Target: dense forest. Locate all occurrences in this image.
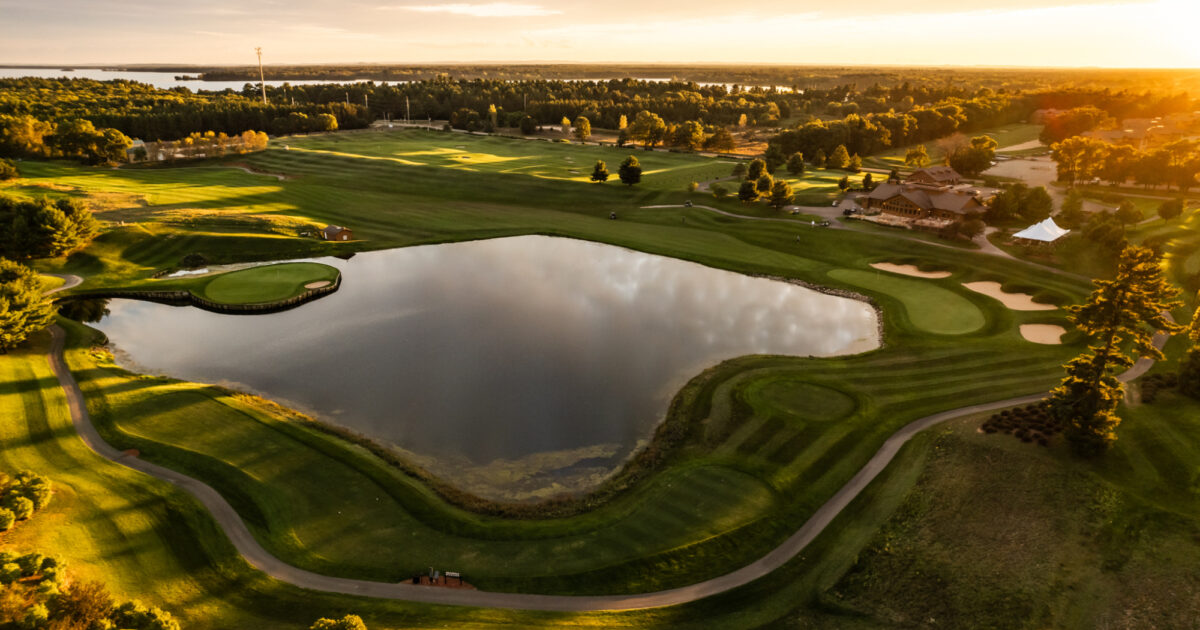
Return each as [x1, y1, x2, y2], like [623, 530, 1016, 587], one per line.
[0, 78, 371, 143]
[1, 71, 1195, 164]
[54, 64, 1200, 94]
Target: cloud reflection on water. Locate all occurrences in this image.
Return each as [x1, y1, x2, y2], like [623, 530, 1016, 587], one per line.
[94, 236, 878, 464]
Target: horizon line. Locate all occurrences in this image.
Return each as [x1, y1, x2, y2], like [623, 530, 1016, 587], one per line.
[3, 61, 1200, 72]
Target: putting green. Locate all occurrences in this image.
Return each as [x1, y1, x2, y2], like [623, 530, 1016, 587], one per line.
[828, 269, 985, 335]
[199, 262, 339, 305]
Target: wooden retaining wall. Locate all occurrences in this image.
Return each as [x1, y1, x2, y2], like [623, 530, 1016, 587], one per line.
[58, 274, 341, 315]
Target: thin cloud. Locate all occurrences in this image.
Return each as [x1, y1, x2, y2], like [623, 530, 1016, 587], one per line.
[397, 3, 560, 17]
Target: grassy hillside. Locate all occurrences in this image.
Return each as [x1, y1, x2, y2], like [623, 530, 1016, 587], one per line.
[812, 393, 1200, 629]
[5, 127, 1195, 628]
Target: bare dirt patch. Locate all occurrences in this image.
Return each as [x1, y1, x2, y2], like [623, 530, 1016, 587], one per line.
[1020, 324, 1066, 345]
[869, 262, 952, 279]
[963, 281, 1056, 311]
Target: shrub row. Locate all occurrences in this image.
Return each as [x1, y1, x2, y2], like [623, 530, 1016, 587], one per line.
[980, 402, 1061, 446]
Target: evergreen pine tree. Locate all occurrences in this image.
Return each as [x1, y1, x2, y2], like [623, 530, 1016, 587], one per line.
[1047, 246, 1183, 453]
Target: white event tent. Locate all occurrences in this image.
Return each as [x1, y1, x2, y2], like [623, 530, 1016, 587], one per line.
[1013, 218, 1070, 243]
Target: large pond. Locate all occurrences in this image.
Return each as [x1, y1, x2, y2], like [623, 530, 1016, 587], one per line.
[90, 236, 879, 499]
[0, 67, 371, 92]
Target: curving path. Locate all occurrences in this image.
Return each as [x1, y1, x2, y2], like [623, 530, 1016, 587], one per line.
[43, 274, 83, 295]
[43, 318, 1168, 611]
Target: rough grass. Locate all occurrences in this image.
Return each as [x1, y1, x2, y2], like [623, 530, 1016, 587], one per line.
[38, 275, 66, 292]
[821, 397, 1200, 629]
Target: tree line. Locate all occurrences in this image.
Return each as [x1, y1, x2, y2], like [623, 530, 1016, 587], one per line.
[1050, 135, 1200, 191]
[258, 77, 1194, 139]
[0, 115, 134, 164]
[767, 94, 1017, 167]
[137, 130, 271, 162]
[0, 78, 369, 142]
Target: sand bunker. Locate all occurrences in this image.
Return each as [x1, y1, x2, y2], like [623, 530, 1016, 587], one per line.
[963, 281, 1056, 311]
[304, 280, 332, 289]
[869, 262, 952, 279]
[1020, 324, 1066, 345]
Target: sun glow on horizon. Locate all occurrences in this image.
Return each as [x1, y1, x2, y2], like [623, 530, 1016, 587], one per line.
[0, 0, 1196, 68]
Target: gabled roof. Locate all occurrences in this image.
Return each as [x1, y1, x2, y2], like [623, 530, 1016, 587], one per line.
[1014, 218, 1070, 242]
[899, 188, 932, 208]
[866, 182, 903, 200]
[927, 191, 982, 214]
[870, 183, 981, 215]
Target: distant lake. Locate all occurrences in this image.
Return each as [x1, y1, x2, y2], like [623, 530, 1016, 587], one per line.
[0, 67, 797, 93]
[0, 67, 372, 91]
[89, 236, 877, 498]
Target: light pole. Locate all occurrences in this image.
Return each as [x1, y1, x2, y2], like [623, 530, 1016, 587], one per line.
[255, 47, 266, 105]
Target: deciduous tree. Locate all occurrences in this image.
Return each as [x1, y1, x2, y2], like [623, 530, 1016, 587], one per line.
[737, 180, 758, 202]
[786, 152, 805, 176]
[947, 135, 997, 177]
[1157, 197, 1184, 221]
[827, 144, 850, 169]
[618, 155, 642, 186]
[763, 145, 785, 173]
[755, 173, 774, 197]
[573, 116, 591, 141]
[746, 158, 767, 181]
[768, 180, 794, 209]
[1057, 188, 1086, 228]
[1051, 136, 1106, 186]
[668, 120, 702, 150]
[1115, 199, 1141, 225]
[629, 110, 667, 147]
[904, 144, 930, 168]
[703, 127, 735, 152]
[518, 115, 537, 134]
[590, 160, 608, 183]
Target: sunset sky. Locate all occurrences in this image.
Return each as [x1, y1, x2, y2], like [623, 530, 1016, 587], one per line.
[1, 0, 1198, 68]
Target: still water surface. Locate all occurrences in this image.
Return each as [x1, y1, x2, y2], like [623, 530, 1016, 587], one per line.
[92, 236, 878, 494]
[0, 67, 368, 91]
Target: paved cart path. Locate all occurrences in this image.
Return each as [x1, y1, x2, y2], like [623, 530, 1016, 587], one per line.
[44, 308, 1165, 611]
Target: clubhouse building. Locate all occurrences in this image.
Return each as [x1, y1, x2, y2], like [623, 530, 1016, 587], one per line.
[857, 167, 995, 230]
